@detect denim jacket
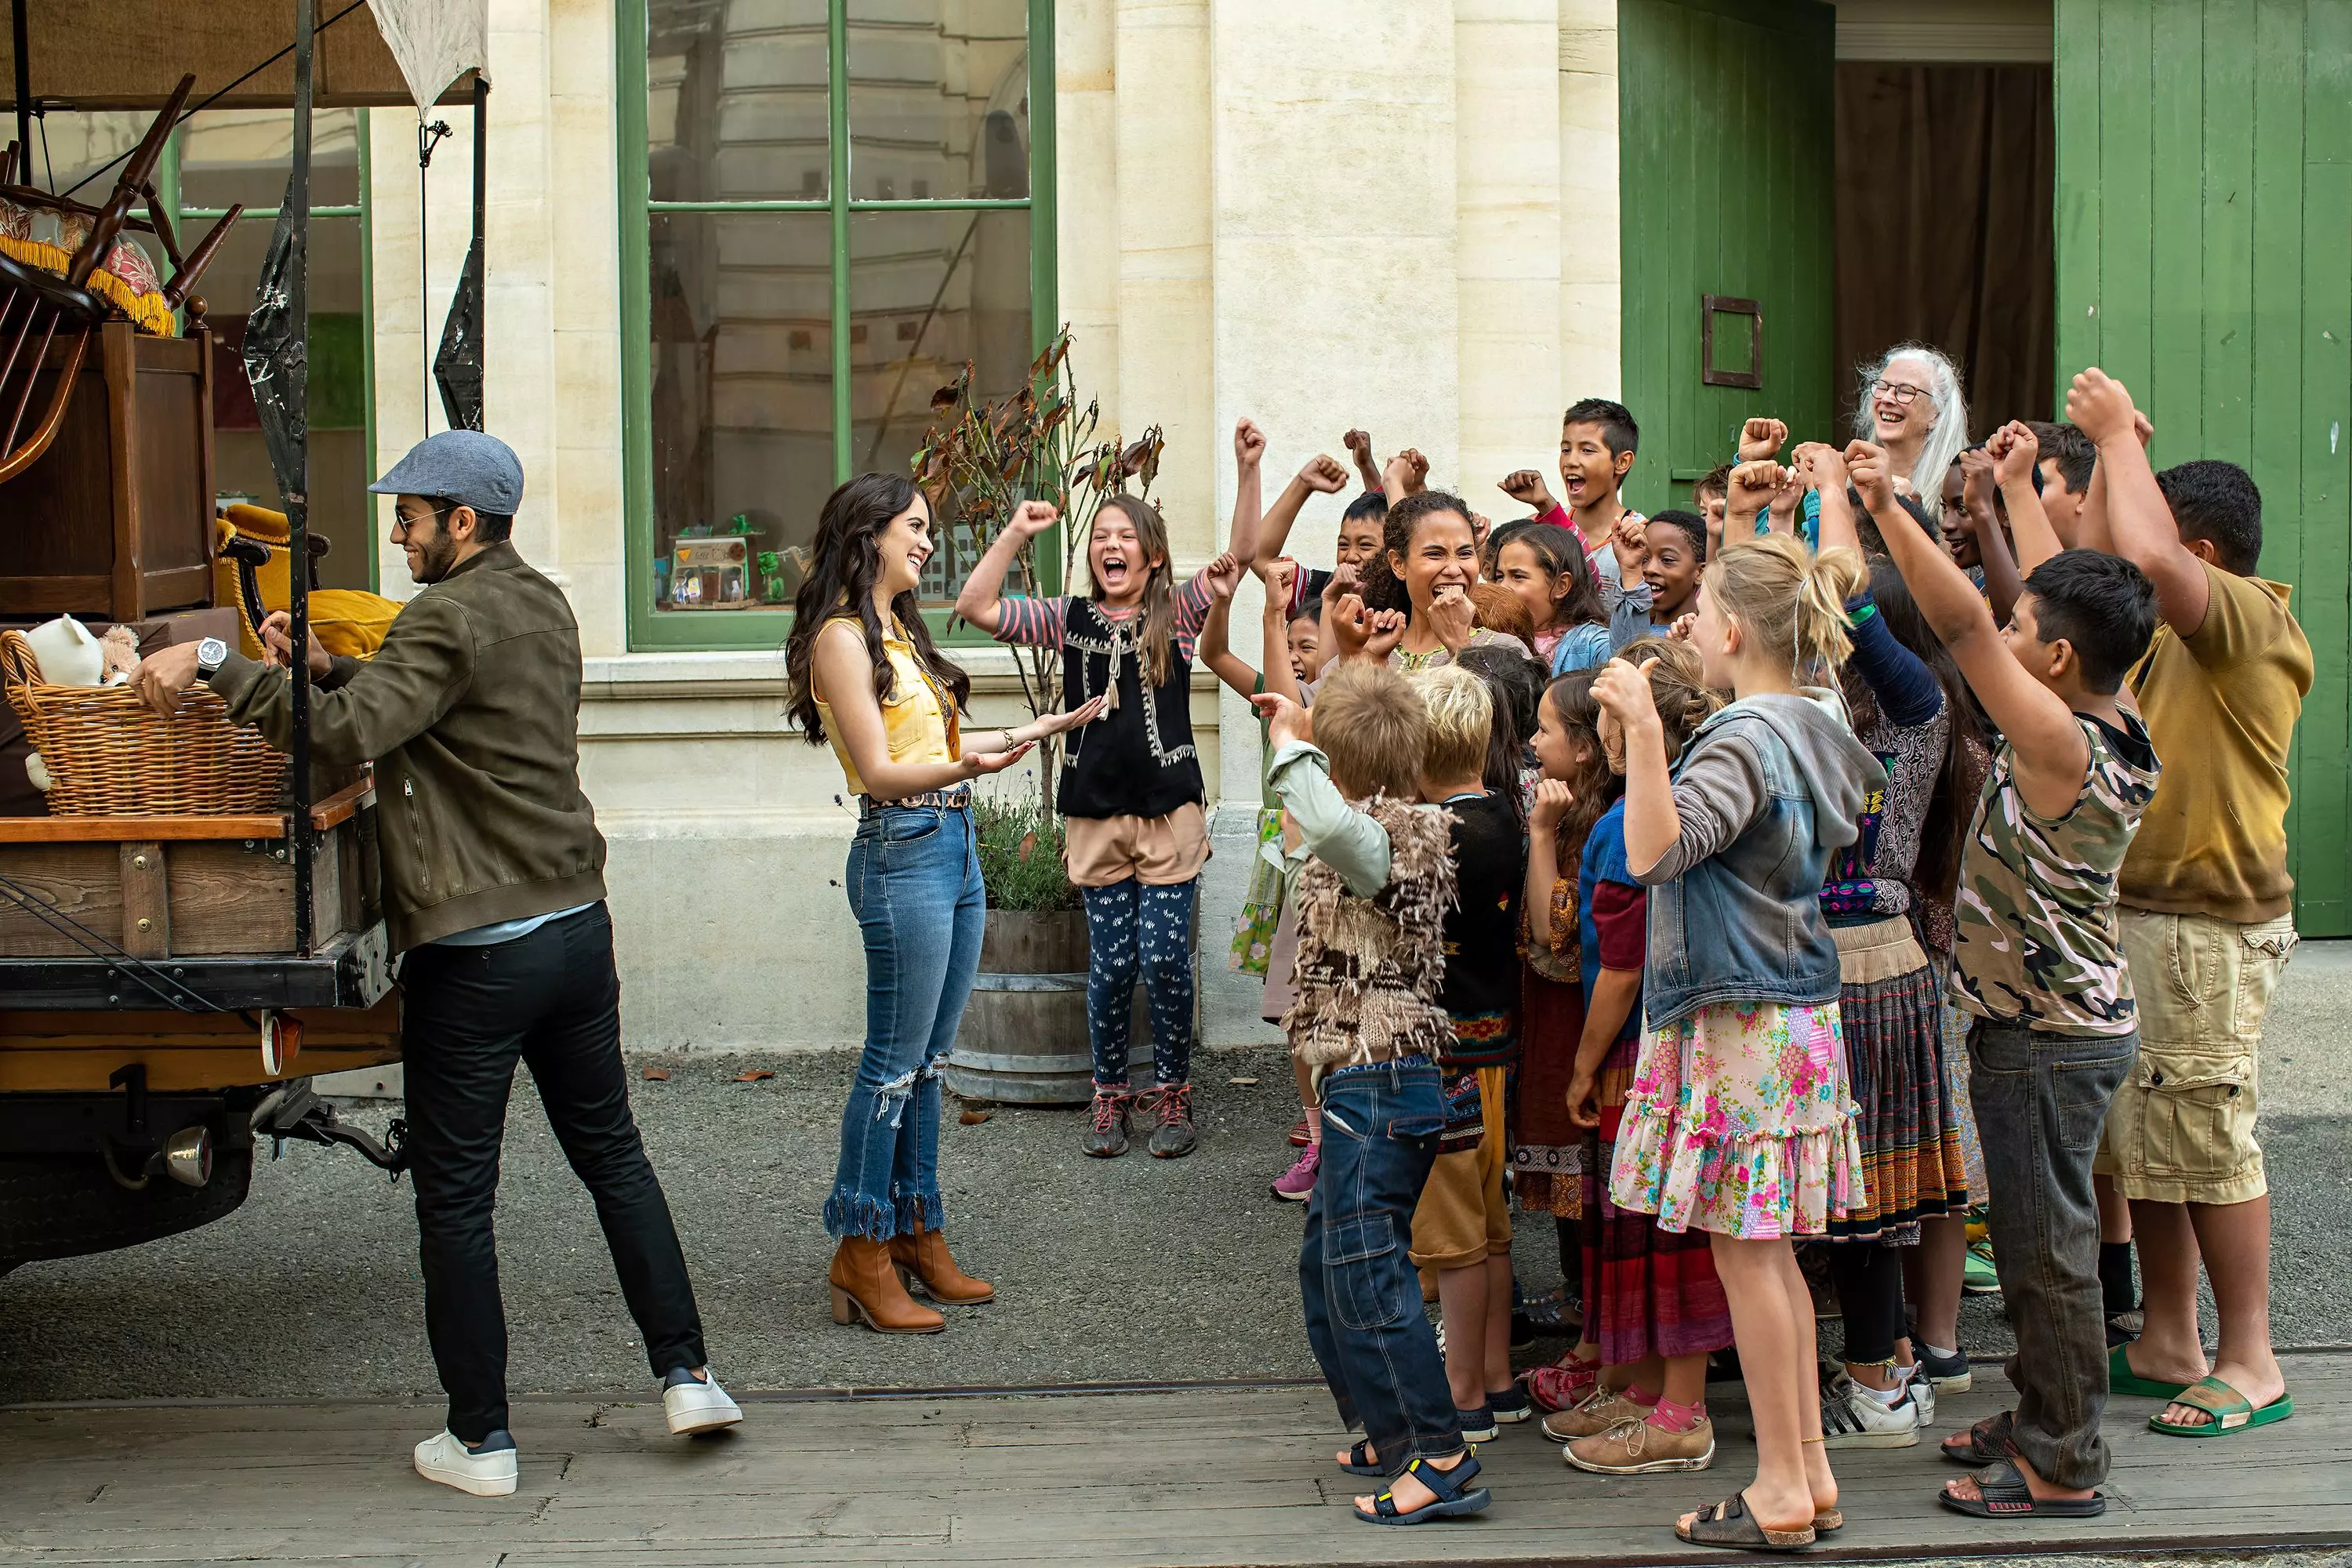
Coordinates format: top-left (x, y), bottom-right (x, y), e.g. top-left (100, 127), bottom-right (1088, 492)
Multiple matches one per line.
top-left (1641, 691), bottom-right (1884, 1029)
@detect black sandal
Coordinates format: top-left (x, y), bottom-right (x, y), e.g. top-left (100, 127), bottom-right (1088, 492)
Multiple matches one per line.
top-left (1353, 1453), bottom-right (1490, 1526)
top-left (1942, 1409), bottom-right (2020, 1465)
top-left (1937, 1457), bottom-right (2106, 1519)
top-left (1675, 1491), bottom-right (1817, 1552)
top-left (1338, 1440), bottom-right (1384, 1477)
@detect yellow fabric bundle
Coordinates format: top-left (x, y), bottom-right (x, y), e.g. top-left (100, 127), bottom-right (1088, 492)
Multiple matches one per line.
top-left (215, 506), bottom-right (401, 660)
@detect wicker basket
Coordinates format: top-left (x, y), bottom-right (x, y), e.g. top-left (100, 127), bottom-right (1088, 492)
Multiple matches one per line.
top-left (1, 629), bottom-right (285, 816)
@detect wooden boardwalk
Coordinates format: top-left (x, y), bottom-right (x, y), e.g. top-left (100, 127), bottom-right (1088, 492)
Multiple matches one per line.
top-left (3, 1352), bottom-right (2348, 1566)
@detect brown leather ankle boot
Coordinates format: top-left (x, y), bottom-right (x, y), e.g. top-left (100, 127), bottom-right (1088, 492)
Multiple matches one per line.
top-left (829, 1237), bottom-right (945, 1333)
top-left (890, 1220), bottom-right (996, 1305)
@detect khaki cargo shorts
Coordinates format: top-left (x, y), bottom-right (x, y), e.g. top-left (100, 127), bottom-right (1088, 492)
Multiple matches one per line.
top-left (2096, 908), bottom-right (2296, 1205)
top-left (1411, 1066), bottom-right (1513, 1273)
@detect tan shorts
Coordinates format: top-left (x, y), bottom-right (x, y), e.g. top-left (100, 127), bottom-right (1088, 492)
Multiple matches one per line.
top-left (1062, 804), bottom-right (1211, 888)
top-left (1410, 1069), bottom-right (1512, 1272)
top-left (2096, 908), bottom-right (2296, 1205)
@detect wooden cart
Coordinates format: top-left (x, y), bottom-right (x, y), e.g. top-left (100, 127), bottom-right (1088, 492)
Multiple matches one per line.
top-left (0, 0), bottom-right (481, 1272)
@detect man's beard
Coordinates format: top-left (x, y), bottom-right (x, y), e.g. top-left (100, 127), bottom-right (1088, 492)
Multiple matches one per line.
top-left (409, 531), bottom-right (460, 583)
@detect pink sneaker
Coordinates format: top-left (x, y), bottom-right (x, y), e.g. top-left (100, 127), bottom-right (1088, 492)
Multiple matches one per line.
top-left (1272, 1142), bottom-right (1319, 1202)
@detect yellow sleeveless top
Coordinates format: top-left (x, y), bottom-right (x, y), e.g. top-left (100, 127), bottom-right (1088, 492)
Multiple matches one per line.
top-left (812, 614), bottom-right (959, 795)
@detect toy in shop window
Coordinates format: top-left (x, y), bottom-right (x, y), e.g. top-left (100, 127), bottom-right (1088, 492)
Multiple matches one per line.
top-left (668, 535), bottom-right (753, 608)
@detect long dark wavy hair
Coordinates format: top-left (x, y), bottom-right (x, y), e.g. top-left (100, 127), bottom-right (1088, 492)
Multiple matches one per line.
top-left (785, 472), bottom-right (972, 745)
top-left (1841, 558), bottom-right (1985, 909)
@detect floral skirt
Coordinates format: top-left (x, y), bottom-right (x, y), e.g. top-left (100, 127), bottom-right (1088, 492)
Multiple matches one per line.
top-left (1609, 998), bottom-right (1865, 1240)
top-left (1828, 919), bottom-right (1970, 1243)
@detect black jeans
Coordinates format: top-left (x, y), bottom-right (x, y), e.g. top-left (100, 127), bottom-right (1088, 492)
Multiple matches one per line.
top-left (1969, 1018), bottom-right (2138, 1490)
top-left (400, 903), bottom-right (706, 1441)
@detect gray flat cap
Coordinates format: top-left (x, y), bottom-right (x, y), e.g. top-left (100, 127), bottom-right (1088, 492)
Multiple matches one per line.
top-left (368, 430), bottom-right (525, 515)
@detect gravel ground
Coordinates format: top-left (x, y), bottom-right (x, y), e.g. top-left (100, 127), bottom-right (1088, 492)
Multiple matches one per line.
top-left (5, 926), bottom-right (2347, 1406)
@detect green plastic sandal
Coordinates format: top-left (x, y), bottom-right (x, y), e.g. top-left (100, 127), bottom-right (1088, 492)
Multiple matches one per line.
top-left (2108, 1342), bottom-right (2192, 1400)
top-left (2149, 1375), bottom-right (2293, 1439)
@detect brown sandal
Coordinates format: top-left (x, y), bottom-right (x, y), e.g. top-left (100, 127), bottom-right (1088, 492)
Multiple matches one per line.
top-left (1676, 1492), bottom-right (1817, 1552)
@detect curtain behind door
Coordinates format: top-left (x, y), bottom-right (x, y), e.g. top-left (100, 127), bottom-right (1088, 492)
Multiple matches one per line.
top-left (1834, 64), bottom-right (2056, 439)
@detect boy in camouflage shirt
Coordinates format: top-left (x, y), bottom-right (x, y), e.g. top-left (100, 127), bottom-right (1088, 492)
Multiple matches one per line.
top-left (1847, 436), bottom-right (2158, 1523)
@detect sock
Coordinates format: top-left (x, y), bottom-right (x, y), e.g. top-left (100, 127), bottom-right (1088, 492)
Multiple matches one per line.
top-left (1850, 1378), bottom-right (1904, 1408)
top-left (1647, 1396), bottom-right (1704, 1433)
top-left (1305, 1103), bottom-right (1323, 1145)
top-left (1921, 1341), bottom-right (1958, 1361)
top-left (1623, 1384), bottom-right (1662, 1408)
top-left (2100, 1240), bottom-right (2137, 1313)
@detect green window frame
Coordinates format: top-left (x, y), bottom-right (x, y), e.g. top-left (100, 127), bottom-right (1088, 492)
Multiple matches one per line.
top-left (174, 109), bottom-right (380, 594)
top-left (615, 0), bottom-right (1058, 652)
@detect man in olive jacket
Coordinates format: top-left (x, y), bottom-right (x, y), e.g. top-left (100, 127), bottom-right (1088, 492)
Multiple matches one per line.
top-left (134, 431), bottom-right (740, 1497)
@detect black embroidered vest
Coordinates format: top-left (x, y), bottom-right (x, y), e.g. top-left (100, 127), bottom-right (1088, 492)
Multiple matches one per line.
top-left (1057, 597), bottom-right (1204, 820)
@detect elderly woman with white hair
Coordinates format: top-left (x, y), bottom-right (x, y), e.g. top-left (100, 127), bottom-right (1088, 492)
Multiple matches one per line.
top-left (1852, 344), bottom-right (1969, 521)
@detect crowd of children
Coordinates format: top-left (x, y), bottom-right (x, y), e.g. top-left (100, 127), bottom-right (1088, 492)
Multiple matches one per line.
top-left (1171, 351), bottom-right (2309, 1544)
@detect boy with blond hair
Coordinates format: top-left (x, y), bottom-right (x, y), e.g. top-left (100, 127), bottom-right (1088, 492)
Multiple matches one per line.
top-left (1257, 663), bottom-right (1489, 1526)
top-left (1404, 666), bottom-right (1529, 1438)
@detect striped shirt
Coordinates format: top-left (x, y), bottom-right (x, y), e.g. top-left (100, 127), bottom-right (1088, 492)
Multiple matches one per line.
top-left (991, 570), bottom-right (1219, 659)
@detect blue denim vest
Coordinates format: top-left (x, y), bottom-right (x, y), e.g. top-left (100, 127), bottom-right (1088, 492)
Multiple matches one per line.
top-left (1643, 700), bottom-right (1853, 1029)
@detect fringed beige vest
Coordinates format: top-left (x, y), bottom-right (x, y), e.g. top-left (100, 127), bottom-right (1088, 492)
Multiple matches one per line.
top-left (1283, 796), bottom-right (1460, 1070)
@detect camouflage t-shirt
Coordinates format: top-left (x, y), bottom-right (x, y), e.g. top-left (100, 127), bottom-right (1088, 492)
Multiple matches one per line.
top-left (1948, 710), bottom-right (2161, 1037)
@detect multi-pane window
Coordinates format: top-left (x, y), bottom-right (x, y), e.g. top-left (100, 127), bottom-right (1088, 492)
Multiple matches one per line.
top-left (623, 0), bottom-right (1050, 648)
top-left (11, 110), bottom-right (374, 589)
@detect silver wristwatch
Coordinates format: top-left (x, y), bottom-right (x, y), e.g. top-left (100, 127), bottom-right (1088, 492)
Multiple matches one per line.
top-left (194, 637), bottom-right (229, 681)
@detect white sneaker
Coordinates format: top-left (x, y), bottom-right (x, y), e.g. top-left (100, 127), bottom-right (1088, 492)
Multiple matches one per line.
top-left (662, 1366), bottom-right (743, 1435)
top-left (1904, 1364), bottom-right (1938, 1425)
top-left (413, 1428), bottom-right (519, 1497)
top-left (1819, 1375), bottom-right (1921, 1449)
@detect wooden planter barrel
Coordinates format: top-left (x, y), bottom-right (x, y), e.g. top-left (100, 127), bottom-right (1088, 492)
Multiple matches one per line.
top-left (946, 908), bottom-right (1188, 1105)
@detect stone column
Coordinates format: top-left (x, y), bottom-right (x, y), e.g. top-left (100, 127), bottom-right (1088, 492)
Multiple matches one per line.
top-left (1559, 0), bottom-right (1621, 402)
top-left (1457, 0), bottom-right (1563, 514)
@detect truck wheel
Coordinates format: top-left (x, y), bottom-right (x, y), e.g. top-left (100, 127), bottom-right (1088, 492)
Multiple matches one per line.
top-left (0, 1146), bottom-right (253, 1272)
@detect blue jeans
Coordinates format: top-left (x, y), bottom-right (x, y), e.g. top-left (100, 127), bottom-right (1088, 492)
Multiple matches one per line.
top-left (1081, 877), bottom-right (1196, 1087)
top-left (1299, 1058), bottom-right (1463, 1477)
top-left (826, 803), bottom-right (985, 1241)
top-left (1970, 1018), bottom-right (2139, 1490)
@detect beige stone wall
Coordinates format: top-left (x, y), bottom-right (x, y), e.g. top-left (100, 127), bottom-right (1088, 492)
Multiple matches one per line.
top-left (350, 0), bottom-right (1626, 1047)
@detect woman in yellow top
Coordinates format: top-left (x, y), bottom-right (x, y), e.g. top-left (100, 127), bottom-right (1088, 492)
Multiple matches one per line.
top-left (785, 475), bottom-right (1102, 1334)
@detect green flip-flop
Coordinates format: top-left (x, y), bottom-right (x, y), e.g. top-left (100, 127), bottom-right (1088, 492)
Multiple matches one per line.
top-left (2108, 1342), bottom-right (2192, 1400)
top-left (2149, 1374), bottom-right (2293, 1439)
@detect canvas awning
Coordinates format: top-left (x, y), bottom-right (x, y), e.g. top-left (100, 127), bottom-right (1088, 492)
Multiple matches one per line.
top-left (0, 0), bottom-right (482, 111)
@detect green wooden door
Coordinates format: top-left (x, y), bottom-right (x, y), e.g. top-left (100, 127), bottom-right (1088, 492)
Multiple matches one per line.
top-left (1617, 0), bottom-right (1835, 518)
top-left (2055, 0), bottom-right (2351, 934)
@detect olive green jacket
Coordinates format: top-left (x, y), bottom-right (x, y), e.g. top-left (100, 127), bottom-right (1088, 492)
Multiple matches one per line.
top-left (209, 541), bottom-right (607, 953)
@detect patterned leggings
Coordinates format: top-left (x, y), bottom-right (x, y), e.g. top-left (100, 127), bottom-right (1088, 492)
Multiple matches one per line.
top-left (1081, 877), bottom-right (1196, 1088)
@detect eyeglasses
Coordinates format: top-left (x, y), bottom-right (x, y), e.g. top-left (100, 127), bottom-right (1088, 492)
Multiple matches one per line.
top-left (1871, 379), bottom-right (1932, 406)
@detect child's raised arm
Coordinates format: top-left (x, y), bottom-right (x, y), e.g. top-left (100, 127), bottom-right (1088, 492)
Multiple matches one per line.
top-left (1228, 417), bottom-right (1267, 564)
top-left (953, 499), bottom-right (1057, 637)
top-left (1258, 561), bottom-right (1305, 704)
top-left (1344, 429), bottom-right (1382, 494)
top-left (1196, 590), bottom-right (1258, 700)
top-left (1593, 656), bottom-right (1681, 877)
top-left (1989, 420), bottom-right (2063, 575)
top-left (1253, 454), bottom-right (1350, 578)
top-left (1849, 440), bottom-right (2090, 815)
top-left (2067, 368), bottom-right (2206, 634)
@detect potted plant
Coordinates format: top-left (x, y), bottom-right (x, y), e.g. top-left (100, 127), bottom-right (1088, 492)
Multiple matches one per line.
top-left (919, 332), bottom-right (1167, 1102)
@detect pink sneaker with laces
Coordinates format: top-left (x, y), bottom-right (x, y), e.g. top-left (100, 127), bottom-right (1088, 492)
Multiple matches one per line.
top-left (1272, 1142), bottom-right (1319, 1202)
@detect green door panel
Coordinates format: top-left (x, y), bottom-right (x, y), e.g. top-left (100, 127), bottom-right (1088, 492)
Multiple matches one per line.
top-left (1617, 0), bottom-right (1836, 518)
top-left (2056, 0), bottom-right (2350, 934)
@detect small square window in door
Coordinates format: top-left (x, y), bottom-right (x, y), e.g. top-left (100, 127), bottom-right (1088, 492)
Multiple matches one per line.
top-left (1701, 295), bottom-right (1763, 390)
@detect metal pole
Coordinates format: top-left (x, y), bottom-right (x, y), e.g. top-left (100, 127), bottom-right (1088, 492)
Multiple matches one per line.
top-left (11, 0), bottom-right (32, 176)
top-left (289, 0), bottom-right (315, 956)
